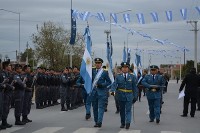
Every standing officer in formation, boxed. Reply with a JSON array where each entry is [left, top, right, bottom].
[[0, 61, 14, 129], [60, 67, 70, 111], [22, 65, 33, 123], [141, 65, 165, 124], [91, 58, 111, 128], [111, 62, 138, 129], [13, 64, 26, 125]]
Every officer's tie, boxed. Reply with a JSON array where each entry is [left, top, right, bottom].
[[124, 74, 127, 81], [153, 75, 155, 81]]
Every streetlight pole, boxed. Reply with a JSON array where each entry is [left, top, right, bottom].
[[187, 20, 198, 71], [0, 9, 20, 63]]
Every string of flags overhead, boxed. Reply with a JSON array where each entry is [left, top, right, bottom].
[[72, 6, 199, 52], [72, 6, 200, 24]]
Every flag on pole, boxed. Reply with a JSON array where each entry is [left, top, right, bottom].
[[123, 45, 127, 62], [127, 48, 131, 64], [106, 37, 114, 83], [70, 9, 77, 45], [80, 26, 92, 94]]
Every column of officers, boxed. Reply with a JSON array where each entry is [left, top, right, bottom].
[[0, 60, 84, 131]]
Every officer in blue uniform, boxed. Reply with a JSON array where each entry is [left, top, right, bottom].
[[111, 62, 138, 129], [141, 65, 165, 124], [91, 58, 111, 128], [76, 76, 92, 120]]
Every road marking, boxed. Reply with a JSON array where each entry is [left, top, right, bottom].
[[161, 131, 181, 133], [32, 127, 64, 133], [73, 128, 99, 133], [1, 127, 24, 133], [119, 129, 141, 133]]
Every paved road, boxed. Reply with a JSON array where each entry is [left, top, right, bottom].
[[2, 80, 200, 133]]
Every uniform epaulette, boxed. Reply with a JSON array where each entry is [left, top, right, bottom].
[[103, 69, 108, 71]]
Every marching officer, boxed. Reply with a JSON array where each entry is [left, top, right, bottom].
[[141, 65, 165, 124], [76, 76, 92, 120], [111, 62, 138, 129], [91, 58, 111, 128]]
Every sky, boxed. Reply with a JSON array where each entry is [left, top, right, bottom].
[[0, 0, 200, 68]]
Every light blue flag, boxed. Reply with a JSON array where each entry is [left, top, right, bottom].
[[127, 48, 131, 64], [97, 12, 106, 21], [123, 13, 130, 23], [106, 39, 114, 83], [123, 46, 127, 62], [80, 26, 92, 94], [165, 11, 172, 21], [111, 13, 117, 23], [195, 6, 200, 15], [136, 13, 145, 24], [150, 12, 159, 22], [180, 8, 187, 20], [82, 11, 90, 21]]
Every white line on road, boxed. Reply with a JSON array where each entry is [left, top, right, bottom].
[[0, 127, 24, 133], [32, 127, 64, 133], [119, 129, 141, 133], [161, 131, 181, 133], [72, 128, 99, 133]]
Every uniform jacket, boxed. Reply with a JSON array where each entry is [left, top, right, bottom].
[[179, 71, 200, 98], [141, 74, 165, 99], [91, 68, 111, 97], [111, 73, 138, 101]]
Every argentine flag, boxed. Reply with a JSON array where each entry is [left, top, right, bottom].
[[80, 26, 92, 94]]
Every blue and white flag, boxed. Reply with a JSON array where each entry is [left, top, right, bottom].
[[180, 8, 187, 20], [195, 6, 200, 15], [97, 12, 106, 21], [127, 48, 131, 64], [165, 11, 173, 21], [106, 38, 114, 83], [72, 10, 79, 19], [83, 11, 90, 21], [136, 13, 145, 24], [110, 13, 118, 23], [150, 12, 159, 22], [123, 46, 127, 62], [123, 13, 130, 23], [80, 26, 92, 94]]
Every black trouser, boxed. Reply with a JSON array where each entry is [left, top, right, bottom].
[[2, 91, 12, 120], [70, 87, 78, 107], [0, 91, 3, 121], [183, 96, 197, 116], [35, 86, 42, 106], [22, 91, 32, 117], [114, 94, 120, 111], [197, 90, 200, 110], [60, 86, 67, 105], [14, 90, 25, 118]]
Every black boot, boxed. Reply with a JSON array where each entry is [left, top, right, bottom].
[[85, 114, 91, 120], [61, 104, 68, 111], [22, 115, 32, 123], [15, 117, 26, 125], [125, 123, 130, 129], [2, 119, 12, 128]]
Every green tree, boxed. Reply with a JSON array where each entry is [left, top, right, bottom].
[[31, 21, 84, 70], [20, 48, 37, 68]]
